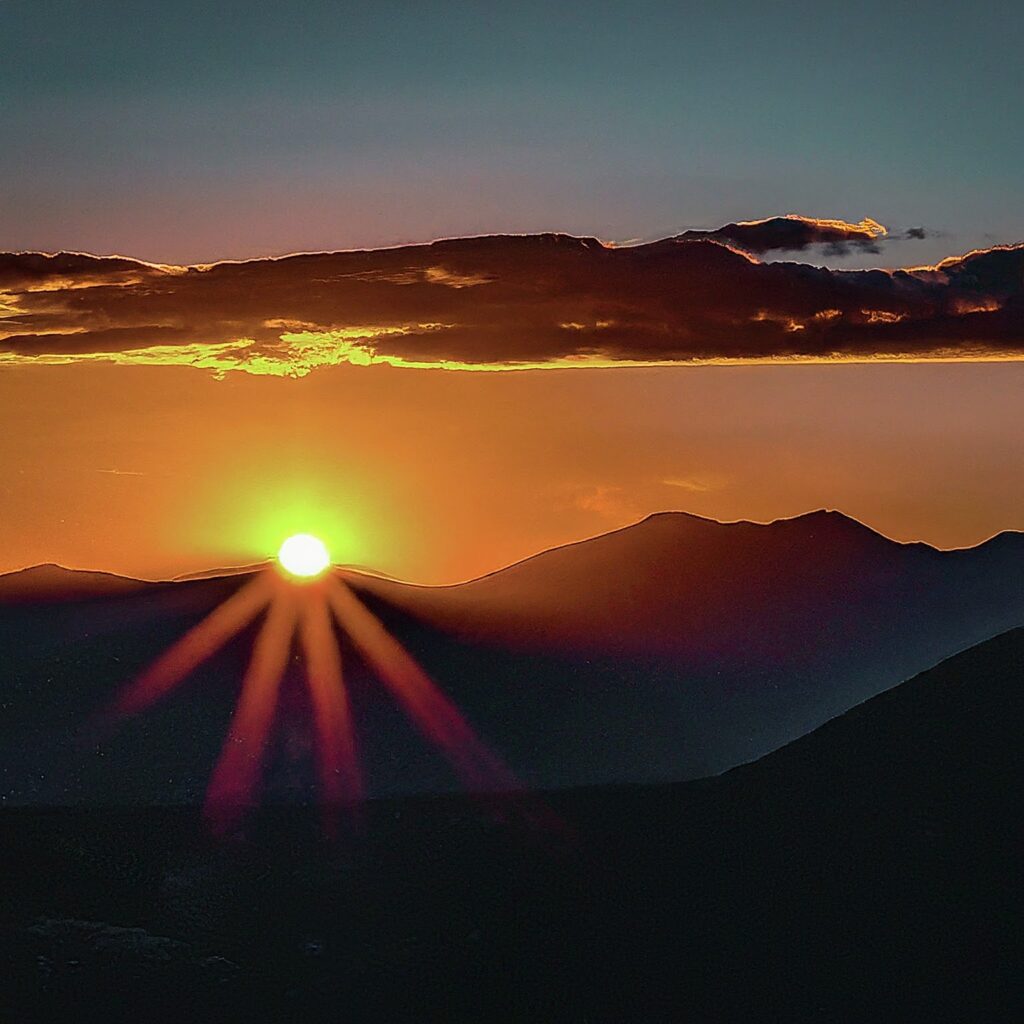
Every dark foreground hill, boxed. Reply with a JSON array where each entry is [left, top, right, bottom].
[[1, 627, 1021, 1022], [2, 510, 1023, 801]]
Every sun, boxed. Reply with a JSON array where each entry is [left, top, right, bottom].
[[278, 533, 331, 579]]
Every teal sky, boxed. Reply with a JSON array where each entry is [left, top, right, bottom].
[[2, 0, 1022, 265]]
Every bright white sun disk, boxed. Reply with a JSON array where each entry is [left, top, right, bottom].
[[278, 534, 331, 579]]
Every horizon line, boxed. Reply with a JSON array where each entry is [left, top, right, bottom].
[[3, 507, 1022, 591]]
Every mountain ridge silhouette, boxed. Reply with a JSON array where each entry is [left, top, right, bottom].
[[2, 509, 1023, 802], [4, 508, 1022, 599]]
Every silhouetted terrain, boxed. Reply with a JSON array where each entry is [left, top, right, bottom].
[[1, 627, 1020, 1022], [1, 511, 1023, 800]]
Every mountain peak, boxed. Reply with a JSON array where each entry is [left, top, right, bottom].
[[635, 508, 895, 548], [782, 507, 877, 531]]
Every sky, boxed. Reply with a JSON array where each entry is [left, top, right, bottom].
[[1, 1, 1022, 581], [2, 1, 1022, 265]]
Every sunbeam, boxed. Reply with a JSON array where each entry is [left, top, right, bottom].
[[325, 575, 519, 793], [204, 588, 297, 833], [114, 573, 273, 716], [298, 584, 362, 829]]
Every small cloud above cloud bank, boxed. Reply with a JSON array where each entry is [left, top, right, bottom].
[[0, 219, 1021, 376], [677, 215, 936, 256], [677, 214, 890, 255]]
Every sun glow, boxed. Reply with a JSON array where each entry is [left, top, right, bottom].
[[278, 533, 331, 579]]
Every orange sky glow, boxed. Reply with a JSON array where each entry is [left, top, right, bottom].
[[2, 359, 1022, 584]]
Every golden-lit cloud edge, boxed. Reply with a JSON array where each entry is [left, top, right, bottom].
[[1, 217, 1022, 377]]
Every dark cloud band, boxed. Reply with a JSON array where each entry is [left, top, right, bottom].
[[1, 221, 1021, 375]]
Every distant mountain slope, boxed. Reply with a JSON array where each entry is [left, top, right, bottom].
[[1, 510, 1023, 802], [724, 620, 1024, 792], [0, 563, 150, 603], [345, 509, 1024, 783], [349, 510, 1024, 661]]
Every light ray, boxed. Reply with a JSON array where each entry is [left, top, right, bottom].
[[325, 574, 519, 793], [204, 589, 297, 833], [298, 586, 362, 830], [114, 573, 273, 716]]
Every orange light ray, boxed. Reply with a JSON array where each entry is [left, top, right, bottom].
[[298, 587, 362, 826], [325, 574, 519, 793], [203, 588, 297, 833], [113, 573, 273, 716]]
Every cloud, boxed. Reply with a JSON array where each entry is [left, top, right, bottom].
[[662, 475, 724, 493], [571, 484, 643, 520], [0, 224, 1022, 375], [676, 215, 889, 255]]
